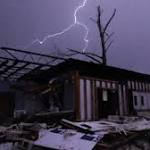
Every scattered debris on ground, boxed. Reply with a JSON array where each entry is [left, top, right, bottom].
[[0, 115, 150, 150]]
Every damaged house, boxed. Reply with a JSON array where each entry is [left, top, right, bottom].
[[1, 47, 150, 149], [0, 47, 150, 122], [21, 58, 150, 121]]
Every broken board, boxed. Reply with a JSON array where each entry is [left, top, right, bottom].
[[34, 128, 104, 150]]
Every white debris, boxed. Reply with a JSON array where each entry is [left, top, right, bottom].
[[0, 143, 13, 150], [34, 128, 104, 150]]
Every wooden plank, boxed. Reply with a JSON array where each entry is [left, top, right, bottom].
[[94, 80, 99, 120], [61, 119, 94, 134], [86, 80, 92, 120], [84, 79, 87, 120], [123, 85, 128, 115], [80, 79, 85, 120], [91, 80, 94, 120], [74, 71, 81, 121], [118, 84, 124, 116]]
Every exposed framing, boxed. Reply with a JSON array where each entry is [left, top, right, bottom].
[[0, 47, 66, 81]]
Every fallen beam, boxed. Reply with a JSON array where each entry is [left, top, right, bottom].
[[61, 119, 94, 134]]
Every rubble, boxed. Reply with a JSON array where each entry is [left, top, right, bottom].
[[0, 116, 150, 150], [61, 119, 95, 134]]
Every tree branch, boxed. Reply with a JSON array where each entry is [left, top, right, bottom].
[[103, 9, 116, 34], [67, 49, 102, 64], [90, 17, 97, 23], [68, 49, 103, 59], [106, 39, 114, 52], [105, 32, 114, 44]]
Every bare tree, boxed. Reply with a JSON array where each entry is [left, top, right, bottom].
[[53, 5, 116, 65], [91, 5, 116, 65]]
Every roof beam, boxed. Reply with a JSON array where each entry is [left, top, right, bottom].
[[0, 60, 18, 75], [6, 63, 30, 78], [0, 56, 52, 67], [18, 65, 43, 81], [0, 60, 9, 68], [0, 47, 66, 60]]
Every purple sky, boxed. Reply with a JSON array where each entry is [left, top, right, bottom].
[[0, 0, 150, 73]]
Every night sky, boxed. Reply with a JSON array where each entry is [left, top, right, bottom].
[[0, 0, 150, 73]]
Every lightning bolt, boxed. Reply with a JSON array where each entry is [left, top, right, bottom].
[[25, 0, 89, 52]]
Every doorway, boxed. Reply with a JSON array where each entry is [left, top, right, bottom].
[[128, 90, 136, 115], [97, 88, 119, 118]]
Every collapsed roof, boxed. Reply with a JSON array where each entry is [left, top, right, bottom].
[[21, 58, 150, 84], [0, 47, 66, 81], [1, 47, 150, 84]]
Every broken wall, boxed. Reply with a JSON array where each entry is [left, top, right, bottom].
[[0, 81, 15, 118], [15, 90, 47, 117]]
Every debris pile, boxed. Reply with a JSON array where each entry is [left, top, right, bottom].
[[0, 116, 150, 150]]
